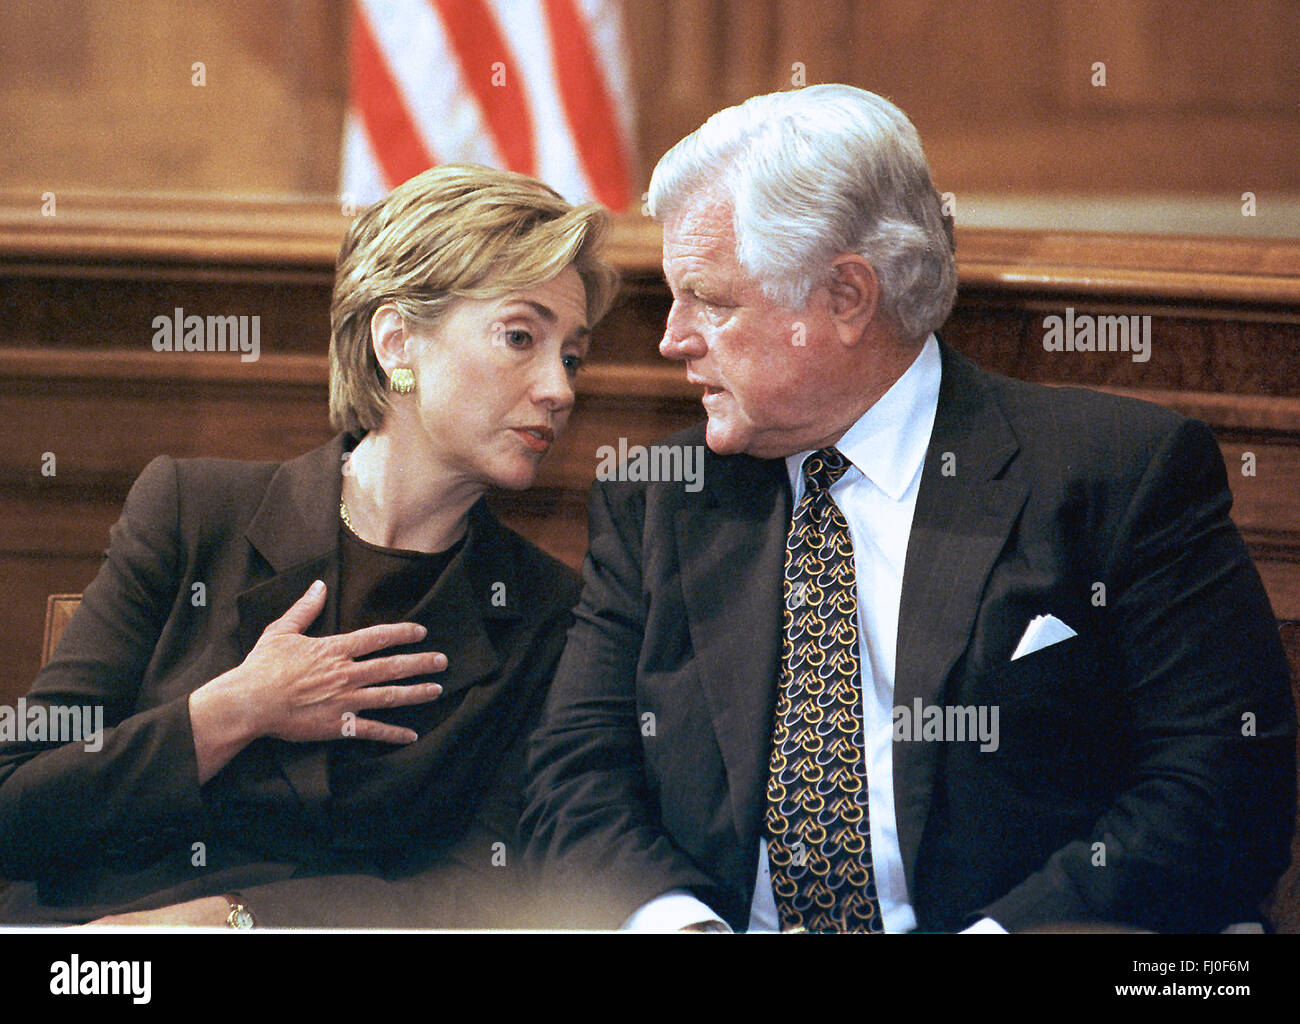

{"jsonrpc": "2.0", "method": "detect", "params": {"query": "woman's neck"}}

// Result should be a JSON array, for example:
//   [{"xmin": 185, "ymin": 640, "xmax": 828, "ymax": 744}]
[{"xmin": 340, "ymin": 426, "xmax": 483, "ymax": 553}]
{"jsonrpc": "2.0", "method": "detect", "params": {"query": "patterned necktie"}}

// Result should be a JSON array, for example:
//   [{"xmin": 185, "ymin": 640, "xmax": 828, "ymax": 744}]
[{"xmin": 765, "ymin": 446, "xmax": 883, "ymax": 933}]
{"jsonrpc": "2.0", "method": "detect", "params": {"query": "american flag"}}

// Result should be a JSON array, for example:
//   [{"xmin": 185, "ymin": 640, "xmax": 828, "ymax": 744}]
[{"xmin": 343, "ymin": 0, "xmax": 635, "ymax": 210}]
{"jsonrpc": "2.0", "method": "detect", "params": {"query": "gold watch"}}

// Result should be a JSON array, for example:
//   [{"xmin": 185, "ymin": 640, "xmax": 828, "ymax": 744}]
[{"xmin": 223, "ymin": 892, "xmax": 256, "ymax": 930}]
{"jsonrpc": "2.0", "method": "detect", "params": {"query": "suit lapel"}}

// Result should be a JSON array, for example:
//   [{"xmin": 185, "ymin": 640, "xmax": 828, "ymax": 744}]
[
  {"xmin": 233, "ymin": 433, "xmax": 352, "ymax": 834},
  {"xmin": 676, "ymin": 448, "xmax": 790, "ymax": 853},
  {"xmin": 893, "ymin": 343, "xmax": 1028, "ymax": 897},
  {"xmin": 236, "ymin": 432, "xmax": 352, "ymax": 651},
  {"xmin": 235, "ymin": 557, "xmax": 339, "ymax": 654}
]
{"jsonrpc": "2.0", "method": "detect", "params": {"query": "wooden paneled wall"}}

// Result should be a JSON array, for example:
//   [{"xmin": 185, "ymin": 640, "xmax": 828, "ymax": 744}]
[
  {"xmin": 2, "ymin": 1, "xmax": 1298, "ymax": 202},
  {"xmin": 626, "ymin": 0, "xmax": 1300, "ymax": 196},
  {"xmin": 1, "ymin": 193, "xmax": 1298, "ymax": 704}
]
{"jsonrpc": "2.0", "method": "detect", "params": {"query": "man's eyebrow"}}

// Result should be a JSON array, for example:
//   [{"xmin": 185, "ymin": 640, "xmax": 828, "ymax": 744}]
[{"xmin": 663, "ymin": 273, "xmax": 696, "ymax": 299}]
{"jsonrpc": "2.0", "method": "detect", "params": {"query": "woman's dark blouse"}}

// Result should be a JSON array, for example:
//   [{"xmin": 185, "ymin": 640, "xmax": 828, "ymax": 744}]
[
  {"xmin": 328, "ymin": 524, "xmax": 462, "ymax": 809},
  {"xmin": 337, "ymin": 524, "xmax": 463, "ymax": 634}
]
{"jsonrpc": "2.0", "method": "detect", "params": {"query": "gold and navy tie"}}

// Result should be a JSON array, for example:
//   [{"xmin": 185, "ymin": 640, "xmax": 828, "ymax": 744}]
[{"xmin": 765, "ymin": 446, "xmax": 883, "ymax": 933}]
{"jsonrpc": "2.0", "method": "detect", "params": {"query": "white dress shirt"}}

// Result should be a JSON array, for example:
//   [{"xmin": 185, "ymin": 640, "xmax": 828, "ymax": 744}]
[{"xmin": 623, "ymin": 336, "xmax": 1003, "ymax": 933}]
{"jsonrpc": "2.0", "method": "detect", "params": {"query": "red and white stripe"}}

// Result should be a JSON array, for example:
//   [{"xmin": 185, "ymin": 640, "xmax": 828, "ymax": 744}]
[{"xmin": 343, "ymin": 0, "xmax": 634, "ymax": 210}]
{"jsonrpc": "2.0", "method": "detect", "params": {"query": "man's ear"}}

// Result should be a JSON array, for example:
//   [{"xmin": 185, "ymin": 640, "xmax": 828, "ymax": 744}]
[
  {"xmin": 826, "ymin": 255, "xmax": 879, "ymax": 347},
  {"xmin": 369, "ymin": 303, "xmax": 410, "ymax": 378}
]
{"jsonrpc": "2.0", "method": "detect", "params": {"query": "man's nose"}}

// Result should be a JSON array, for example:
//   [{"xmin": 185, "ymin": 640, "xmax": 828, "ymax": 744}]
[{"xmin": 659, "ymin": 301, "xmax": 707, "ymax": 361}]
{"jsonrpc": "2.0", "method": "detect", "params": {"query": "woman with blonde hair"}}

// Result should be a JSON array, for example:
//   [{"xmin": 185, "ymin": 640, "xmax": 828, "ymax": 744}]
[{"xmin": 0, "ymin": 165, "xmax": 618, "ymax": 928}]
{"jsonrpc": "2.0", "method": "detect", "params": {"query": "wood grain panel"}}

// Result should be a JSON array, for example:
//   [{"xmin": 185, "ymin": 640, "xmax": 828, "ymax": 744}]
[
  {"xmin": 0, "ymin": 0, "xmax": 348, "ymax": 197},
  {"xmin": 42, "ymin": 595, "xmax": 82, "ymax": 667},
  {"xmin": 718, "ymin": 0, "xmax": 777, "ymax": 105}
]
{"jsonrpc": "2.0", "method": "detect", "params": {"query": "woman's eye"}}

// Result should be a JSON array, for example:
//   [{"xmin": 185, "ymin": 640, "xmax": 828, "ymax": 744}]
[
  {"xmin": 503, "ymin": 328, "xmax": 532, "ymax": 348},
  {"xmin": 561, "ymin": 353, "xmax": 585, "ymax": 374}
]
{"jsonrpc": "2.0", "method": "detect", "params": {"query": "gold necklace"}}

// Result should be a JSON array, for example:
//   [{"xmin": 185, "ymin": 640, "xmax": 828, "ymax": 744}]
[{"xmin": 339, "ymin": 500, "xmax": 353, "ymax": 531}]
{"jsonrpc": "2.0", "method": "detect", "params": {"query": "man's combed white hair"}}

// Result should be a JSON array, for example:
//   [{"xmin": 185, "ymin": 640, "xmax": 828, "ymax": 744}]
[{"xmin": 648, "ymin": 84, "xmax": 957, "ymax": 343}]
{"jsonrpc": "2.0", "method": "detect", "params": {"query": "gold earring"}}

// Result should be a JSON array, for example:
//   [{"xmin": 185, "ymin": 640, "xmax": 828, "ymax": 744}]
[{"xmin": 389, "ymin": 367, "xmax": 415, "ymax": 395}]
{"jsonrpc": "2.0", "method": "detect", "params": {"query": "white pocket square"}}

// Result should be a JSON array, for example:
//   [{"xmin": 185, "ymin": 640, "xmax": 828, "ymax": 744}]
[{"xmin": 1010, "ymin": 614, "xmax": 1078, "ymax": 661}]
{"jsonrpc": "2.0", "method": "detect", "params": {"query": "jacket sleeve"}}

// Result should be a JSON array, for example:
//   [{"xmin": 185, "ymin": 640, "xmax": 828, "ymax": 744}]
[
  {"xmin": 0, "ymin": 456, "xmax": 207, "ymax": 880},
  {"xmin": 980, "ymin": 418, "xmax": 1297, "ymax": 932},
  {"xmin": 520, "ymin": 481, "xmax": 726, "ymax": 928}
]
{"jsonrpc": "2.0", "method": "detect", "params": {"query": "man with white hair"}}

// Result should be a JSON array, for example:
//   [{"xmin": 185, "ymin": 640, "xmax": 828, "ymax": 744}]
[{"xmin": 522, "ymin": 85, "xmax": 1295, "ymax": 933}]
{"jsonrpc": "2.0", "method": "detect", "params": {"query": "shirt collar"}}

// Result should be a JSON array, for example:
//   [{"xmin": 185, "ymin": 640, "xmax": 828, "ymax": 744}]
[{"xmin": 785, "ymin": 333, "xmax": 941, "ymax": 502}]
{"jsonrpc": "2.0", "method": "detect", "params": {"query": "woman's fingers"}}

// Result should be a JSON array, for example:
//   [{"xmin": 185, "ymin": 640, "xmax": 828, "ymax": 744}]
[
  {"xmin": 337, "ymin": 620, "xmax": 429, "ymax": 658},
  {"xmin": 350, "ymin": 680, "xmax": 445, "ymax": 712},
  {"xmin": 263, "ymin": 587, "xmax": 430, "ymax": 657},
  {"xmin": 244, "ymin": 597, "xmax": 448, "ymax": 747},
  {"xmin": 346, "ymin": 719, "xmax": 420, "ymax": 745},
  {"xmin": 337, "ymin": 678, "xmax": 443, "ymax": 746},
  {"xmin": 350, "ymin": 651, "xmax": 447, "ymax": 689},
  {"xmin": 262, "ymin": 580, "xmax": 328, "ymax": 637},
  {"xmin": 342, "ymin": 680, "xmax": 443, "ymax": 745}
]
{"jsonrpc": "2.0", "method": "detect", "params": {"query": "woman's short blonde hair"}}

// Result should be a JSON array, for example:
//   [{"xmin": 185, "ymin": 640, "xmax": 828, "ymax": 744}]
[{"xmin": 329, "ymin": 164, "xmax": 620, "ymax": 435}]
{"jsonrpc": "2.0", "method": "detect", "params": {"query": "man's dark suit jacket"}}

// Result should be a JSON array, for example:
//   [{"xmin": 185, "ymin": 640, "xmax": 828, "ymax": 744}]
[
  {"xmin": 0, "ymin": 433, "xmax": 580, "ymax": 927},
  {"xmin": 522, "ymin": 342, "xmax": 1296, "ymax": 932}
]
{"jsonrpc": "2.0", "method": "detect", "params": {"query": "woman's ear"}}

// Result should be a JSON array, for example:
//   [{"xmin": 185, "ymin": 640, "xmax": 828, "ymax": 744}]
[
  {"xmin": 369, "ymin": 303, "xmax": 410, "ymax": 379},
  {"xmin": 827, "ymin": 255, "xmax": 880, "ymax": 347}
]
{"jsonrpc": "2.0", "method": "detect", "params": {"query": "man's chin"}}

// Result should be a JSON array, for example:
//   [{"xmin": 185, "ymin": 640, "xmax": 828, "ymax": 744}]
[
  {"xmin": 706, "ymin": 420, "xmax": 803, "ymax": 460},
  {"xmin": 703, "ymin": 419, "xmax": 746, "ymax": 457}
]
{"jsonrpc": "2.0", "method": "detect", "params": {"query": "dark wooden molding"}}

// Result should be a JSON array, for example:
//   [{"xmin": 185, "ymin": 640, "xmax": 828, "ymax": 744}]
[{"xmin": 3, "ymin": 192, "xmax": 1300, "ymax": 304}]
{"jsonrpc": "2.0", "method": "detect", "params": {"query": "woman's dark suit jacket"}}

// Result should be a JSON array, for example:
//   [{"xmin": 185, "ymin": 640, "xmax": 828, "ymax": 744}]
[{"xmin": 0, "ymin": 433, "xmax": 580, "ymax": 926}]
